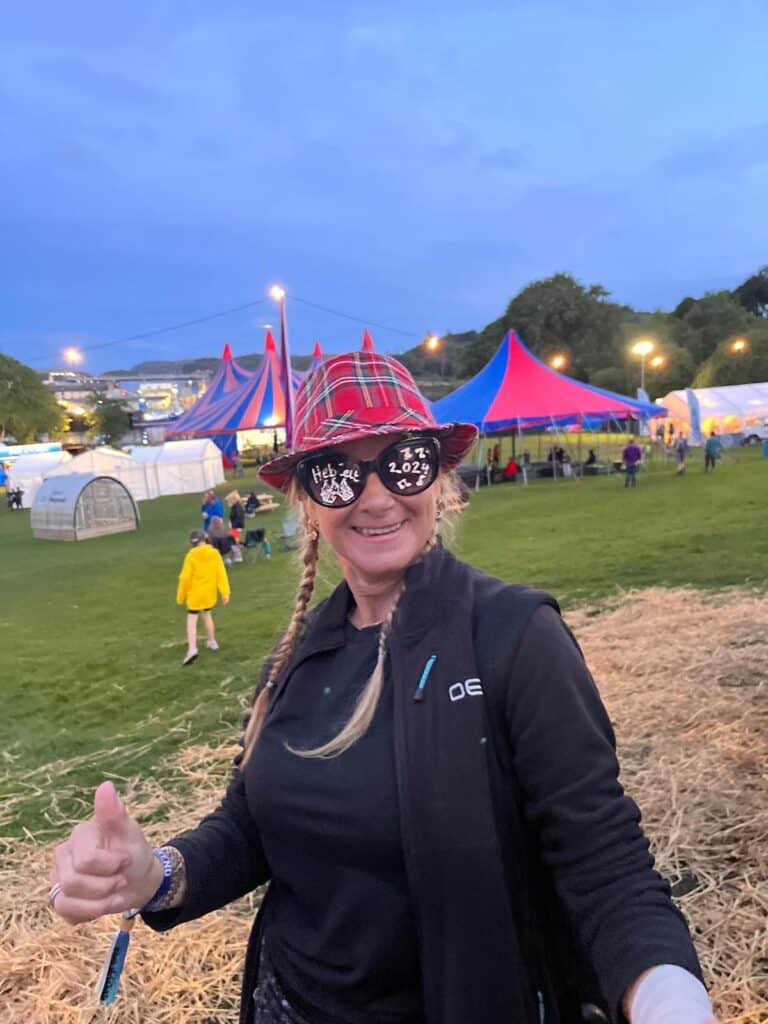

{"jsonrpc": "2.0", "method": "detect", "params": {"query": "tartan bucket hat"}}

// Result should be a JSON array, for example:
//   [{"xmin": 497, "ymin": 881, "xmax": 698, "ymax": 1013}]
[{"xmin": 258, "ymin": 351, "xmax": 478, "ymax": 491}]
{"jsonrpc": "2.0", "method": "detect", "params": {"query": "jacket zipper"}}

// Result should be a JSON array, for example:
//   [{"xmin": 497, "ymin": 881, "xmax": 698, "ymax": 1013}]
[{"xmin": 412, "ymin": 654, "xmax": 437, "ymax": 702}]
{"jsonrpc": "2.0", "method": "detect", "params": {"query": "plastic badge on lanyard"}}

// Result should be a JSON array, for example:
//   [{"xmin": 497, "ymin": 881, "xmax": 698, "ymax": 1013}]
[{"xmin": 95, "ymin": 909, "xmax": 139, "ymax": 1004}]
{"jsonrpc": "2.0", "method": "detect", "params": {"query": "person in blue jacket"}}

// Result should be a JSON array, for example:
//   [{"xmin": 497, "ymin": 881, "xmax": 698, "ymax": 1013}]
[
  {"xmin": 50, "ymin": 354, "xmax": 718, "ymax": 1024},
  {"xmin": 200, "ymin": 489, "xmax": 224, "ymax": 530}
]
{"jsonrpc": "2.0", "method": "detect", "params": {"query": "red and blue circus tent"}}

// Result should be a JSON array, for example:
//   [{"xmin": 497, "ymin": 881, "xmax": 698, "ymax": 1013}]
[
  {"xmin": 165, "ymin": 342, "xmax": 253, "ymax": 463},
  {"xmin": 361, "ymin": 329, "xmax": 375, "ymax": 352},
  {"xmin": 432, "ymin": 331, "xmax": 666, "ymax": 436},
  {"xmin": 308, "ymin": 340, "xmax": 324, "ymax": 374},
  {"xmin": 167, "ymin": 331, "xmax": 299, "ymax": 461}
]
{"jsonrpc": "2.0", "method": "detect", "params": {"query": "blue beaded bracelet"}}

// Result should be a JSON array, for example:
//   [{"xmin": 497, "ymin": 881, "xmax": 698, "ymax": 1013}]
[{"xmin": 141, "ymin": 848, "xmax": 173, "ymax": 911}]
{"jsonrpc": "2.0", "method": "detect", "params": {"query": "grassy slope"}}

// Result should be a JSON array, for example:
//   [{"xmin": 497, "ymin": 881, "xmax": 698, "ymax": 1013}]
[{"xmin": 1, "ymin": 451, "xmax": 765, "ymax": 835}]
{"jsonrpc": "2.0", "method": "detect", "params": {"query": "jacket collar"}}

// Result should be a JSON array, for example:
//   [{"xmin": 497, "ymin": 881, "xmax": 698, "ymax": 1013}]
[{"xmin": 298, "ymin": 545, "xmax": 453, "ymax": 657}]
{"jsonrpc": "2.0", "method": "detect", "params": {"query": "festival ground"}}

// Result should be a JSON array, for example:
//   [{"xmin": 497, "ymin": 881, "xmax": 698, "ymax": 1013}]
[{"xmin": 1, "ymin": 447, "xmax": 766, "ymax": 1021}]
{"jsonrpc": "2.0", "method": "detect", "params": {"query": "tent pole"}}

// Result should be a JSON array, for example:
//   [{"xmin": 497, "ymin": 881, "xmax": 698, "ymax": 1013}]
[{"xmin": 475, "ymin": 425, "xmax": 484, "ymax": 491}]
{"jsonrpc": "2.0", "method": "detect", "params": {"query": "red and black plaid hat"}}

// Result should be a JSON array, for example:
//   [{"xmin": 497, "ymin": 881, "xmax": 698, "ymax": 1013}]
[{"xmin": 259, "ymin": 351, "xmax": 478, "ymax": 491}]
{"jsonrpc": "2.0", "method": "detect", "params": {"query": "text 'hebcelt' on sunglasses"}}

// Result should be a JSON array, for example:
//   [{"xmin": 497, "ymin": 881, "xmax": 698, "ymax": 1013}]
[{"xmin": 296, "ymin": 436, "xmax": 441, "ymax": 508}]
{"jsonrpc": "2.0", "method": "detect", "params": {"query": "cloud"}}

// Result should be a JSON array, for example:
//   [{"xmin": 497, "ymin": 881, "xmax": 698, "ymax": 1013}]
[
  {"xmin": 31, "ymin": 56, "xmax": 173, "ymax": 109},
  {"xmin": 482, "ymin": 145, "xmax": 528, "ymax": 171},
  {"xmin": 655, "ymin": 122, "xmax": 768, "ymax": 180}
]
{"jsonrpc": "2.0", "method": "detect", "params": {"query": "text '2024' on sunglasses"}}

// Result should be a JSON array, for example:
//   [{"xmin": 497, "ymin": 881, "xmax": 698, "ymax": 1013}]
[{"xmin": 296, "ymin": 436, "xmax": 441, "ymax": 508}]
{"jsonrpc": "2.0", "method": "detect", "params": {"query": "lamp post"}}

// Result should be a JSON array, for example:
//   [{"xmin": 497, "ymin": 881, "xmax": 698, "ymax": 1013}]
[
  {"xmin": 550, "ymin": 354, "xmax": 567, "ymax": 371},
  {"xmin": 269, "ymin": 284, "xmax": 295, "ymax": 448},
  {"xmin": 730, "ymin": 337, "xmax": 748, "ymax": 355},
  {"xmin": 424, "ymin": 334, "xmax": 445, "ymax": 378},
  {"xmin": 630, "ymin": 339, "xmax": 655, "ymax": 391},
  {"xmin": 63, "ymin": 346, "xmax": 83, "ymax": 367}
]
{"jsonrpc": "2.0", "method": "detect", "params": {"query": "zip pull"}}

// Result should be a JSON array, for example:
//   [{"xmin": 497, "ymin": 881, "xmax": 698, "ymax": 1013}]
[{"xmin": 413, "ymin": 655, "xmax": 437, "ymax": 702}]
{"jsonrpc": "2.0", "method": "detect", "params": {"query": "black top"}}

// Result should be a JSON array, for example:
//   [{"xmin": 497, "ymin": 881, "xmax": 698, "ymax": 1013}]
[
  {"xmin": 144, "ymin": 548, "xmax": 703, "ymax": 1024},
  {"xmin": 230, "ymin": 502, "xmax": 245, "ymax": 530},
  {"xmin": 248, "ymin": 617, "xmax": 422, "ymax": 1024}
]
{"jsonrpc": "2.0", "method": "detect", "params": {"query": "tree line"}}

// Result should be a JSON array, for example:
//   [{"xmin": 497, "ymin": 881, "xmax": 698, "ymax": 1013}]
[
  {"xmin": 400, "ymin": 267, "xmax": 768, "ymax": 398},
  {"xmin": 2, "ymin": 267, "xmax": 767, "ymax": 442},
  {"xmin": 0, "ymin": 355, "xmax": 129, "ymax": 444}
]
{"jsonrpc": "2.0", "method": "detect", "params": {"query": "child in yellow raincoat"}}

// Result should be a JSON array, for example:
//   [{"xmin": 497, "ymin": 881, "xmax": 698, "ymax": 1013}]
[{"xmin": 176, "ymin": 530, "xmax": 230, "ymax": 666}]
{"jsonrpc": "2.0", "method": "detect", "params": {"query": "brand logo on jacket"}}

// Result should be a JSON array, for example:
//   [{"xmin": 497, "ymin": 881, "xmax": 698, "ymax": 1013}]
[{"xmin": 448, "ymin": 677, "xmax": 483, "ymax": 702}]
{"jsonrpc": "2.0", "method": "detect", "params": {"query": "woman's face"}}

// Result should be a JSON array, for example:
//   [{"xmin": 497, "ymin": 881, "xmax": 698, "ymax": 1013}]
[{"xmin": 300, "ymin": 435, "xmax": 440, "ymax": 585}]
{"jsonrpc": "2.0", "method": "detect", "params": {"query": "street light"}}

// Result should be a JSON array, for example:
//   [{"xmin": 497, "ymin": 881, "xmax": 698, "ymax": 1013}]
[
  {"xmin": 550, "ymin": 354, "xmax": 567, "ymax": 370},
  {"xmin": 630, "ymin": 338, "xmax": 655, "ymax": 391},
  {"xmin": 730, "ymin": 337, "xmax": 748, "ymax": 354},
  {"xmin": 63, "ymin": 346, "xmax": 83, "ymax": 366},
  {"xmin": 423, "ymin": 334, "xmax": 445, "ymax": 377},
  {"xmin": 650, "ymin": 355, "xmax": 666, "ymax": 370},
  {"xmin": 269, "ymin": 285, "xmax": 286, "ymax": 301}
]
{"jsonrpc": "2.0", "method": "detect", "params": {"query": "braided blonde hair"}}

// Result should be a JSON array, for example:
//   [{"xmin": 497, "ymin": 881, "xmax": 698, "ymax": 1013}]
[
  {"xmin": 240, "ymin": 521, "xmax": 320, "ymax": 766},
  {"xmin": 239, "ymin": 470, "xmax": 465, "ymax": 766}
]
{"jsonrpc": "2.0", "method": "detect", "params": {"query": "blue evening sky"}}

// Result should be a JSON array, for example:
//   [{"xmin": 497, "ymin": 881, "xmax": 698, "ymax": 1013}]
[{"xmin": 2, "ymin": 1, "xmax": 767, "ymax": 372}]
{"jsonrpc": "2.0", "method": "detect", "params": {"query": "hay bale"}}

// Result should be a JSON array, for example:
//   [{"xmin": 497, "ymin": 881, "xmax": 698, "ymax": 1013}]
[{"xmin": 2, "ymin": 588, "xmax": 766, "ymax": 1022}]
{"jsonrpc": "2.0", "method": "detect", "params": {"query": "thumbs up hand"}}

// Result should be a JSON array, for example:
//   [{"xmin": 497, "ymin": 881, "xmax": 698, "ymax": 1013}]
[{"xmin": 50, "ymin": 781, "xmax": 161, "ymax": 925}]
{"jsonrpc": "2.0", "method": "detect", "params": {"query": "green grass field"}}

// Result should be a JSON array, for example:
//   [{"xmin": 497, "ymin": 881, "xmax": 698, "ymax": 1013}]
[{"xmin": 1, "ymin": 448, "xmax": 765, "ymax": 837}]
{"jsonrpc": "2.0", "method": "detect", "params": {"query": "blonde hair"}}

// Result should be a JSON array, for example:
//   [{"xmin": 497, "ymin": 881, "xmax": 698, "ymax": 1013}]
[{"xmin": 239, "ymin": 469, "xmax": 465, "ymax": 767}]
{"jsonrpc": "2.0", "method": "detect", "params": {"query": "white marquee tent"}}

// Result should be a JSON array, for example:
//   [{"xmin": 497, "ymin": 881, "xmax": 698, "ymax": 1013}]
[
  {"xmin": 46, "ymin": 446, "xmax": 158, "ymax": 502},
  {"xmin": 7, "ymin": 450, "xmax": 73, "ymax": 508},
  {"xmin": 32, "ymin": 473, "xmax": 140, "ymax": 541},
  {"xmin": 658, "ymin": 382, "xmax": 768, "ymax": 438},
  {"xmin": 125, "ymin": 440, "xmax": 224, "ymax": 497}
]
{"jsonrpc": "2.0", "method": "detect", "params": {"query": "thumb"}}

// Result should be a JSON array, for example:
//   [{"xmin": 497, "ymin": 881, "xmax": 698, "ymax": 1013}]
[{"xmin": 93, "ymin": 780, "xmax": 129, "ymax": 844}]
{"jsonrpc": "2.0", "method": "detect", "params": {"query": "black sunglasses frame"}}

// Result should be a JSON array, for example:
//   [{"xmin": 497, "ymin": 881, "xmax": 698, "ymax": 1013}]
[{"xmin": 295, "ymin": 435, "xmax": 442, "ymax": 508}]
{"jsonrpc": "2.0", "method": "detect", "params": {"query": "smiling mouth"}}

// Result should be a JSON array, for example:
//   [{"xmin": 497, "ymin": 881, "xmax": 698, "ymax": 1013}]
[{"xmin": 352, "ymin": 522, "xmax": 405, "ymax": 537}]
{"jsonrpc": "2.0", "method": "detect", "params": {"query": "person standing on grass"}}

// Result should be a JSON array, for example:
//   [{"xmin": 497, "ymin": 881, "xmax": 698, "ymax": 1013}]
[
  {"xmin": 176, "ymin": 529, "xmax": 230, "ymax": 666},
  {"xmin": 704, "ymin": 432, "xmax": 722, "ymax": 472},
  {"xmin": 622, "ymin": 439, "xmax": 643, "ymax": 487},
  {"xmin": 676, "ymin": 435, "xmax": 688, "ymax": 475},
  {"xmin": 50, "ymin": 353, "xmax": 718, "ymax": 1024}
]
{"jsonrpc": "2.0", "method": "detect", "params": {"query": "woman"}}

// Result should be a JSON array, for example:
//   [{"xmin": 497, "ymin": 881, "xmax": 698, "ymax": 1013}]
[
  {"xmin": 49, "ymin": 353, "xmax": 717, "ymax": 1024},
  {"xmin": 226, "ymin": 490, "xmax": 246, "ymax": 537}
]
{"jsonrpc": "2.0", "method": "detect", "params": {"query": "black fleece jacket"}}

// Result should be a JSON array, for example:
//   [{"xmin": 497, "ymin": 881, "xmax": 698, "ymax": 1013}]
[{"xmin": 144, "ymin": 548, "xmax": 702, "ymax": 1024}]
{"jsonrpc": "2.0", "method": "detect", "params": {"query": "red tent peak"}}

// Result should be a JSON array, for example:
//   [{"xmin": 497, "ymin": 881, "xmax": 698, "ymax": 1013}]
[
  {"xmin": 312, "ymin": 340, "xmax": 323, "ymax": 358},
  {"xmin": 361, "ymin": 329, "xmax": 375, "ymax": 352},
  {"xmin": 221, "ymin": 342, "xmax": 233, "ymax": 360},
  {"xmin": 264, "ymin": 329, "xmax": 277, "ymax": 353}
]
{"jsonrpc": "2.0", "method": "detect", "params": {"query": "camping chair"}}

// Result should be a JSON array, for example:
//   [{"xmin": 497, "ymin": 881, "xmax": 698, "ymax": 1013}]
[
  {"xmin": 280, "ymin": 516, "xmax": 299, "ymax": 551},
  {"xmin": 243, "ymin": 528, "xmax": 269, "ymax": 561}
]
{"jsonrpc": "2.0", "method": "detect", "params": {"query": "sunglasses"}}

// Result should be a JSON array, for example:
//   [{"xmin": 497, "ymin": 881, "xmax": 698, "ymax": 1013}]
[{"xmin": 296, "ymin": 436, "xmax": 441, "ymax": 508}]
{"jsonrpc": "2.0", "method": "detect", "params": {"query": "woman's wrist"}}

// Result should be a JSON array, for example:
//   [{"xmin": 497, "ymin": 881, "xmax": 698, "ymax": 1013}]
[
  {"xmin": 134, "ymin": 850, "xmax": 165, "ymax": 909},
  {"xmin": 140, "ymin": 845, "xmax": 187, "ymax": 912}
]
